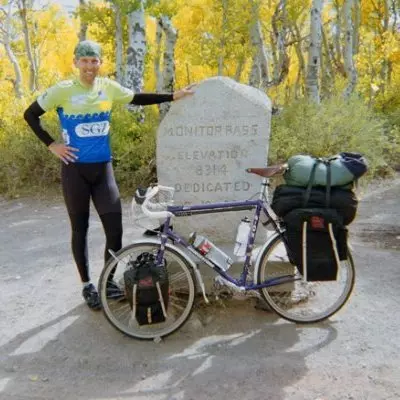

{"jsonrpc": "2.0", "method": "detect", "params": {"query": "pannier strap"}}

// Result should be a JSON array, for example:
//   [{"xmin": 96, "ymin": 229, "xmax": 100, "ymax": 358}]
[
  {"xmin": 327, "ymin": 223, "xmax": 341, "ymax": 279},
  {"xmin": 156, "ymin": 282, "xmax": 168, "ymax": 318},
  {"xmin": 326, "ymin": 161, "xmax": 331, "ymax": 207},
  {"xmin": 302, "ymin": 159, "xmax": 332, "ymax": 208},
  {"xmin": 301, "ymin": 220, "xmax": 340, "ymax": 281},
  {"xmin": 132, "ymin": 284, "xmax": 138, "ymax": 319},
  {"xmin": 302, "ymin": 221, "xmax": 308, "ymax": 281}
]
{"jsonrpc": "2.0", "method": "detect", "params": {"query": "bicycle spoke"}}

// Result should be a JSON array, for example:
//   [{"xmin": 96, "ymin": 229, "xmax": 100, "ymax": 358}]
[
  {"xmin": 99, "ymin": 242, "xmax": 195, "ymax": 339},
  {"xmin": 112, "ymin": 303, "xmax": 131, "ymax": 319},
  {"xmin": 169, "ymin": 294, "xmax": 190, "ymax": 304},
  {"xmin": 168, "ymin": 270, "xmax": 188, "ymax": 284},
  {"xmin": 257, "ymin": 234, "xmax": 355, "ymax": 323},
  {"xmin": 169, "ymin": 301, "xmax": 187, "ymax": 311}
]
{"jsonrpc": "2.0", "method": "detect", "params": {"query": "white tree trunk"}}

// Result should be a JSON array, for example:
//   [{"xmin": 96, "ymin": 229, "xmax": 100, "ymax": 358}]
[
  {"xmin": 125, "ymin": 1, "xmax": 146, "ymax": 92},
  {"xmin": 114, "ymin": 2, "xmax": 124, "ymax": 84},
  {"xmin": 218, "ymin": 0, "xmax": 228, "ymax": 75},
  {"xmin": 342, "ymin": 0, "xmax": 357, "ymax": 98},
  {"xmin": 306, "ymin": 0, "xmax": 323, "ymax": 103},
  {"xmin": 159, "ymin": 16, "xmax": 177, "ymax": 118},
  {"xmin": 353, "ymin": 0, "xmax": 360, "ymax": 54},
  {"xmin": 380, "ymin": 0, "xmax": 391, "ymax": 89},
  {"xmin": 4, "ymin": 43, "xmax": 24, "ymax": 98},
  {"xmin": 234, "ymin": 53, "xmax": 246, "ymax": 82},
  {"xmin": 125, "ymin": 0, "xmax": 146, "ymax": 117},
  {"xmin": 290, "ymin": 22, "xmax": 306, "ymax": 98},
  {"xmin": 154, "ymin": 19, "xmax": 163, "ymax": 92},
  {"xmin": 333, "ymin": 0, "xmax": 345, "ymax": 77},
  {"xmin": 248, "ymin": 3, "xmax": 269, "ymax": 88},
  {"xmin": 249, "ymin": 56, "xmax": 261, "ymax": 87},
  {"xmin": 249, "ymin": 26, "xmax": 261, "ymax": 88},
  {"xmin": 79, "ymin": 0, "xmax": 88, "ymax": 41},
  {"xmin": 269, "ymin": 0, "xmax": 289, "ymax": 87},
  {"xmin": 1, "ymin": 1, "xmax": 24, "ymax": 98},
  {"xmin": 321, "ymin": 26, "xmax": 335, "ymax": 95},
  {"xmin": 18, "ymin": 0, "xmax": 38, "ymax": 92},
  {"xmin": 249, "ymin": 1, "xmax": 261, "ymax": 86}
]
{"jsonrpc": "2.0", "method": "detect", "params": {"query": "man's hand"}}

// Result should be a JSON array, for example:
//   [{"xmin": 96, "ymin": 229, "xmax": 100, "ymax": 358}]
[
  {"xmin": 48, "ymin": 143, "xmax": 79, "ymax": 164},
  {"xmin": 173, "ymin": 84, "xmax": 196, "ymax": 101}
]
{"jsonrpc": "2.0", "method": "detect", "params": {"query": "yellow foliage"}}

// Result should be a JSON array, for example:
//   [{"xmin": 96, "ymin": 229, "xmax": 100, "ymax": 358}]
[
  {"xmin": 38, "ymin": 8, "xmax": 78, "ymax": 86},
  {"xmin": 0, "ymin": 0, "xmax": 399, "ymax": 112}
]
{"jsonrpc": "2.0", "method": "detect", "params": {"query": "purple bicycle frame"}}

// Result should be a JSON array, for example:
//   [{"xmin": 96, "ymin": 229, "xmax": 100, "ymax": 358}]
[{"xmin": 152, "ymin": 198, "xmax": 296, "ymax": 290}]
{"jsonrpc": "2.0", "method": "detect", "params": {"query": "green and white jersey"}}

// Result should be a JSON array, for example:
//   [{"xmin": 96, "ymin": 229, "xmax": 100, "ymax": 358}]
[{"xmin": 37, "ymin": 77, "xmax": 134, "ymax": 163}]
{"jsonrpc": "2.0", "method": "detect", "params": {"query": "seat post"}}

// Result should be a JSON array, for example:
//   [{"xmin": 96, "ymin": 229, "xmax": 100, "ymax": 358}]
[{"xmin": 259, "ymin": 177, "xmax": 269, "ymax": 201}]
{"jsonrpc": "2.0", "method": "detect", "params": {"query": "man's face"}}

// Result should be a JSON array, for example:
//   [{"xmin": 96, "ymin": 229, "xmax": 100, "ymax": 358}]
[{"xmin": 74, "ymin": 56, "xmax": 102, "ymax": 85}]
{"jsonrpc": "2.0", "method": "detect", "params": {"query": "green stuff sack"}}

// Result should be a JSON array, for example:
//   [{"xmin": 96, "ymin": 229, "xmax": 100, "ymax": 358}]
[{"xmin": 284, "ymin": 155, "xmax": 356, "ymax": 187}]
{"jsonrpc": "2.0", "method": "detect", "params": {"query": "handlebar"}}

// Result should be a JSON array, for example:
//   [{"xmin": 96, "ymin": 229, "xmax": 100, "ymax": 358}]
[{"xmin": 140, "ymin": 185, "xmax": 174, "ymax": 219}]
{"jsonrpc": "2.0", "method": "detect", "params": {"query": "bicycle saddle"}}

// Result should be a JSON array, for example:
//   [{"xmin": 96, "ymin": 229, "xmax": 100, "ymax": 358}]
[{"xmin": 246, "ymin": 164, "xmax": 288, "ymax": 178}]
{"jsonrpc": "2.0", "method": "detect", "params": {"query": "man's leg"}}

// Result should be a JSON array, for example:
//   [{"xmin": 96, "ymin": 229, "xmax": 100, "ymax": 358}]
[
  {"xmin": 61, "ymin": 163, "xmax": 101, "ymax": 310},
  {"xmin": 91, "ymin": 162, "xmax": 123, "ymax": 295},
  {"xmin": 69, "ymin": 212, "xmax": 90, "ymax": 282},
  {"xmin": 99, "ymin": 212, "xmax": 123, "ymax": 266}
]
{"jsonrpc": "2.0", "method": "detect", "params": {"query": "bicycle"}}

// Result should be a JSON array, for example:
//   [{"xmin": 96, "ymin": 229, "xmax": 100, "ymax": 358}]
[{"xmin": 98, "ymin": 165, "xmax": 355, "ymax": 340}]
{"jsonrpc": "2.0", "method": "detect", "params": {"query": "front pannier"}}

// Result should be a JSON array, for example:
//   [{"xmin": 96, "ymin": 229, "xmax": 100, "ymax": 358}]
[
  {"xmin": 283, "ymin": 208, "xmax": 347, "ymax": 281},
  {"xmin": 124, "ymin": 252, "xmax": 169, "ymax": 325}
]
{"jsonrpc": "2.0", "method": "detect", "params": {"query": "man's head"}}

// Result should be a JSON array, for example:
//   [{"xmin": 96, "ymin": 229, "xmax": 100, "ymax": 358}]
[
  {"xmin": 73, "ymin": 40, "xmax": 102, "ymax": 85},
  {"xmin": 74, "ymin": 40, "xmax": 102, "ymax": 59}
]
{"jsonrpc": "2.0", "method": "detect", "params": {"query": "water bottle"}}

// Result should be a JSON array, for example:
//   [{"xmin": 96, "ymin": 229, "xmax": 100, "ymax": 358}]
[
  {"xmin": 189, "ymin": 232, "xmax": 233, "ymax": 271},
  {"xmin": 233, "ymin": 216, "xmax": 251, "ymax": 257}
]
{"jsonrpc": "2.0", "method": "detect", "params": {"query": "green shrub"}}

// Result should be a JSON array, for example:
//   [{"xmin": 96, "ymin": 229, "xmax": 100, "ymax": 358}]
[
  {"xmin": 373, "ymin": 83, "xmax": 400, "ymax": 170},
  {"xmin": 110, "ymin": 105, "xmax": 159, "ymax": 196},
  {"xmin": 1, "ymin": 94, "xmax": 399, "ymax": 198},
  {"xmin": 0, "ymin": 105, "xmax": 61, "ymax": 197},
  {"xmin": 269, "ymin": 95, "xmax": 397, "ymax": 178}
]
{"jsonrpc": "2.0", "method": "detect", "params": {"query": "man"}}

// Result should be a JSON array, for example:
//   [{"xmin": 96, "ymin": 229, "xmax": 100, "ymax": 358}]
[{"xmin": 24, "ymin": 40, "xmax": 193, "ymax": 310}]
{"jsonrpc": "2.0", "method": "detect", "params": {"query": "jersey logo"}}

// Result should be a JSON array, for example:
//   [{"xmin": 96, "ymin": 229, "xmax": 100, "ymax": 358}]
[
  {"xmin": 97, "ymin": 90, "xmax": 108, "ymax": 100},
  {"xmin": 71, "ymin": 94, "xmax": 89, "ymax": 105},
  {"xmin": 75, "ymin": 121, "xmax": 110, "ymax": 137}
]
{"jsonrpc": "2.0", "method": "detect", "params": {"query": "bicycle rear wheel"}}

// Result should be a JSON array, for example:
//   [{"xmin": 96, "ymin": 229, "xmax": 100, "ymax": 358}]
[
  {"xmin": 256, "ymin": 233, "xmax": 355, "ymax": 323},
  {"xmin": 99, "ymin": 241, "xmax": 196, "ymax": 340}
]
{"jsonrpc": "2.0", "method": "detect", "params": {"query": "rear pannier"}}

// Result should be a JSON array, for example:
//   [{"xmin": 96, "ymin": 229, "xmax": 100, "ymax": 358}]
[{"xmin": 271, "ymin": 153, "xmax": 366, "ymax": 281}]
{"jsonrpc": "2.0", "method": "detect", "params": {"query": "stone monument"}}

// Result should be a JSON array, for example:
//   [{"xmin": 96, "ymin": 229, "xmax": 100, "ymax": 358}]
[{"xmin": 157, "ymin": 76, "xmax": 272, "ymax": 244}]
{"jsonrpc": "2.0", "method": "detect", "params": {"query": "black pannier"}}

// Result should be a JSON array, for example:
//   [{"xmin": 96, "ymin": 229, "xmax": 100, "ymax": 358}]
[
  {"xmin": 124, "ymin": 252, "xmax": 169, "ymax": 325},
  {"xmin": 271, "ymin": 156, "xmax": 362, "ymax": 281},
  {"xmin": 283, "ymin": 208, "xmax": 347, "ymax": 281},
  {"xmin": 272, "ymin": 184, "xmax": 358, "ymax": 225}
]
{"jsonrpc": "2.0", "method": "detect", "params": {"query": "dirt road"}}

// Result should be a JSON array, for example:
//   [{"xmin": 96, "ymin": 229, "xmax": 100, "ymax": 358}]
[{"xmin": 1, "ymin": 178, "xmax": 399, "ymax": 400}]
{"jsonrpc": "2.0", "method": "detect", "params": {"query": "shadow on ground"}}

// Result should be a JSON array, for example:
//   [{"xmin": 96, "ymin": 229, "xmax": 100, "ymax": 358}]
[{"xmin": 0, "ymin": 299, "xmax": 338, "ymax": 400}]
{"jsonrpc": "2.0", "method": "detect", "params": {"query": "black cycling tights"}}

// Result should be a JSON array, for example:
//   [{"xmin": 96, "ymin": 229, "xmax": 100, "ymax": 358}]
[
  {"xmin": 69, "ymin": 212, "xmax": 122, "ymax": 282},
  {"xmin": 62, "ymin": 162, "xmax": 123, "ymax": 283}
]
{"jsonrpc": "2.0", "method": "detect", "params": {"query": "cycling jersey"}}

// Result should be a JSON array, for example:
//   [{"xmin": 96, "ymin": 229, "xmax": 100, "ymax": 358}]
[{"xmin": 37, "ymin": 78, "xmax": 134, "ymax": 163}]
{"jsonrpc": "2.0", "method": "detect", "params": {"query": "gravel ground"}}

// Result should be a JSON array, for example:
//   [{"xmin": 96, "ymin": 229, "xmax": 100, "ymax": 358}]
[{"xmin": 0, "ymin": 177, "xmax": 399, "ymax": 400}]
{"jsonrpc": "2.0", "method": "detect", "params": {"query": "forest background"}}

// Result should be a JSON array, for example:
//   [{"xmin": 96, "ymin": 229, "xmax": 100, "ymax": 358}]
[{"xmin": 0, "ymin": 0, "xmax": 399, "ymax": 197}]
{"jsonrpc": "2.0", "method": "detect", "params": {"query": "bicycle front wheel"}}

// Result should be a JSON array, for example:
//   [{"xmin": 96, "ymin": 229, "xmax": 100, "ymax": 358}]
[
  {"xmin": 99, "ymin": 241, "xmax": 196, "ymax": 340},
  {"xmin": 256, "ymin": 233, "xmax": 355, "ymax": 323}
]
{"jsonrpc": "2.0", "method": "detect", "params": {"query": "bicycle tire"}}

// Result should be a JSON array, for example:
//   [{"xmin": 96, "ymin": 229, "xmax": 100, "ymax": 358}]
[
  {"xmin": 99, "ymin": 240, "xmax": 196, "ymax": 340},
  {"xmin": 256, "ymin": 232, "xmax": 355, "ymax": 323}
]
